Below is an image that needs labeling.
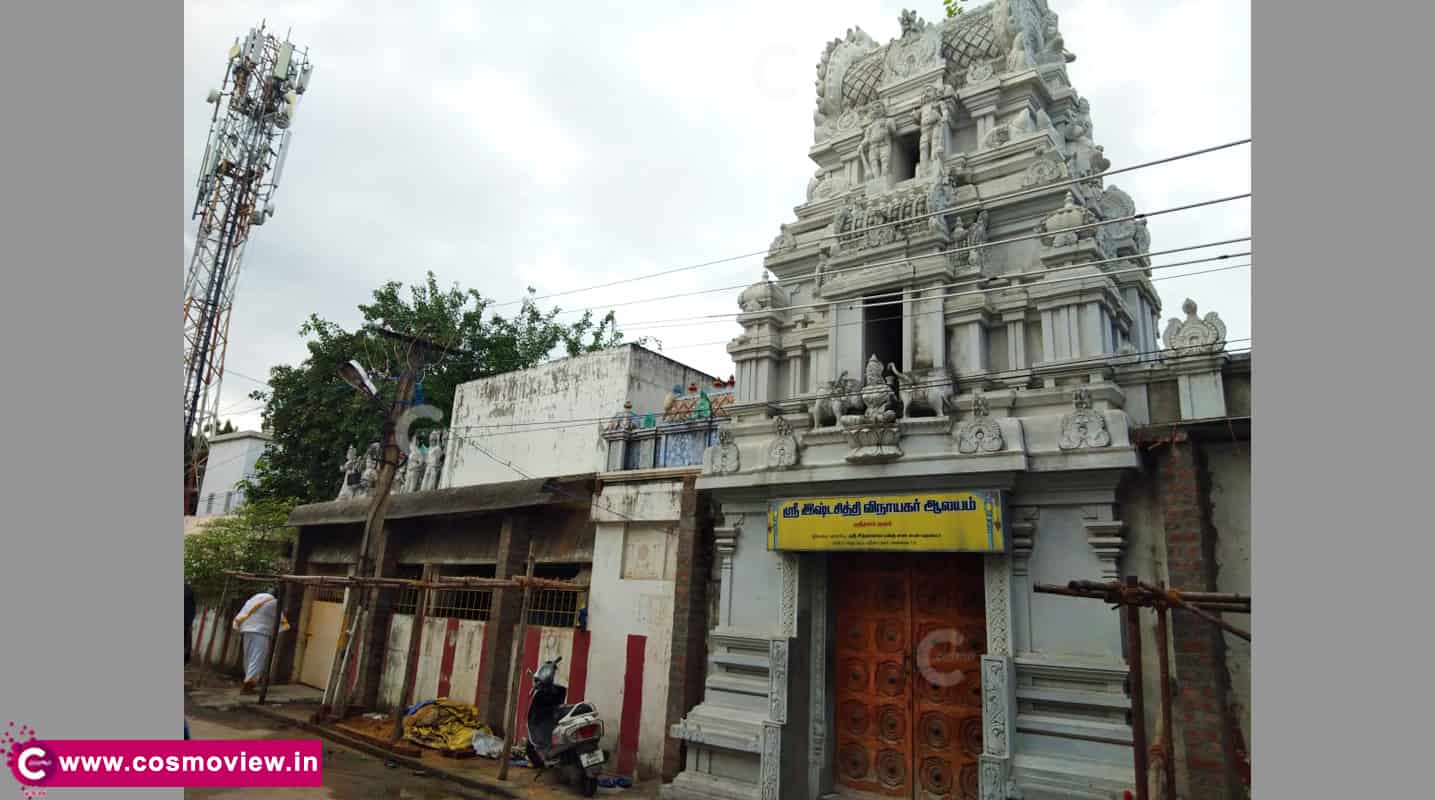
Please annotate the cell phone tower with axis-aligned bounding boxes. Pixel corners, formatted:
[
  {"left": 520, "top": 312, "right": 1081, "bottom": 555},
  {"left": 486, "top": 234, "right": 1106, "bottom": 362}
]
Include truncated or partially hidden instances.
[{"left": 183, "top": 22, "right": 313, "bottom": 452}]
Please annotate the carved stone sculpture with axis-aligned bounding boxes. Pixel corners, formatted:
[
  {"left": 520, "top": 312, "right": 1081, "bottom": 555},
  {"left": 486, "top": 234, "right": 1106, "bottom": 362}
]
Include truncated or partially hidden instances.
[
  {"left": 1038, "top": 192, "right": 1096, "bottom": 249},
  {"left": 840, "top": 355, "right": 903, "bottom": 463},
  {"left": 357, "top": 442, "right": 380, "bottom": 497},
  {"left": 1061, "top": 98, "right": 1109, "bottom": 178},
  {"left": 1038, "top": 7, "right": 1077, "bottom": 64},
  {"left": 337, "top": 445, "right": 359, "bottom": 500},
  {"left": 703, "top": 427, "right": 741, "bottom": 475},
  {"left": 1095, "top": 185, "right": 1138, "bottom": 255},
  {"left": 1058, "top": 387, "right": 1112, "bottom": 450},
  {"left": 1162, "top": 299, "right": 1227, "bottom": 356},
  {"left": 769, "top": 223, "right": 797, "bottom": 256},
  {"left": 965, "top": 209, "right": 989, "bottom": 268},
  {"left": 928, "top": 171, "right": 958, "bottom": 243},
  {"left": 887, "top": 362, "right": 954, "bottom": 419},
  {"left": 420, "top": 430, "right": 445, "bottom": 492},
  {"left": 402, "top": 436, "right": 425, "bottom": 494},
  {"left": 860, "top": 103, "right": 896, "bottom": 181},
  {"left": 916, "top": 86, "right": 952, "bottom": 173},
  {"left": 767, "top": 416, "right": 801, "bottom": 470},
  {"left": 956, "top": 391, "right": 1005, "bottom": 454}
]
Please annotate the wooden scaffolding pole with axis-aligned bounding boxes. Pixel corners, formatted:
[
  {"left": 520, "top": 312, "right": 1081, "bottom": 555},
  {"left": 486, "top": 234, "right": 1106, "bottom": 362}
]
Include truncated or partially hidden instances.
[{"left": 496, "top": 542, "right": 537, "bottom": 782}]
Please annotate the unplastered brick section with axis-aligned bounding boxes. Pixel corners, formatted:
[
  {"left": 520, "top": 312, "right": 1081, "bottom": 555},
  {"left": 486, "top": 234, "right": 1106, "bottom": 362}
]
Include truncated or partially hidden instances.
[
  {"left": 1155, "top": 437, "right": 1242, "bottom": 799},
  {"left": 662, "top": 476, "right": 708, "bottom": 780}
]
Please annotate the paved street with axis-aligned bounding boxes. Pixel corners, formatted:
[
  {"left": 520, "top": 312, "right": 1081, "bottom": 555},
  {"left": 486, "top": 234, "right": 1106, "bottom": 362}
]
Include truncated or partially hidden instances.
[
  {"left": 183, "top": 667, "right": 656, "bottom": 800},
  {"left": 185, "top": 702, "right": 486, "bottom": 800}
]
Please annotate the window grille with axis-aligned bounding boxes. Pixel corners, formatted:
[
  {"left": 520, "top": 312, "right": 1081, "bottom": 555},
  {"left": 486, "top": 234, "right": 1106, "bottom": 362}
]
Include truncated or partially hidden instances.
[
  {"left": 428, "top": 565, "right": 496, "bottom": 621},
  {"left": 429, "top": 586, "right": 493, "bottom": 621},
  {"left": 526, "top": 587, "right": 585, "bottom": 628}
]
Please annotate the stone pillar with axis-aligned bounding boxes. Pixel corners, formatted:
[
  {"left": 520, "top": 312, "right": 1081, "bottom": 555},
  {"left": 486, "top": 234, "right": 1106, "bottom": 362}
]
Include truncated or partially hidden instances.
[
  {"left": 713, "top": 513, "right": 742, "bottom": 628},
  {"left": 980, "top": 553, "right": 1017, "bottom": 799},
  {"left": 1155, "top": 435, "right": 1242, "bottom": 799},
  {"left": 1168, "top": 353, "right": 1229, "bottom": 421},
  {"left": 1008, "top": 508, "right": 1038, "bottom": 654},
  {"left": 806, "top": 554, "right": 831, "bottom": 798},
  {"left": 476, "top": 513, "right": 532, "bottom": 734}
]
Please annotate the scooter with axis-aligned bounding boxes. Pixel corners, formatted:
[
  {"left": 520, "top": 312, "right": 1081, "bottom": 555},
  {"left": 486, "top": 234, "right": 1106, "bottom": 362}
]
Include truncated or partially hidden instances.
[{"left": 523, "top": 656, "right": 607, "bottom": 797}]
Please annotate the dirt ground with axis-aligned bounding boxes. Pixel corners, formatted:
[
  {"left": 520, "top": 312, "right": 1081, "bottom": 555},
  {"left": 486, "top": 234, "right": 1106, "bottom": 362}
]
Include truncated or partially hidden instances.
[{"left": 184, "top": 666, "right": 660, "bottom": 800}]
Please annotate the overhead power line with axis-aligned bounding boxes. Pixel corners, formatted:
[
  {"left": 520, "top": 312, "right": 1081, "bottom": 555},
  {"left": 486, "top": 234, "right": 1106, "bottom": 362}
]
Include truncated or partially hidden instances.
[
  {"left": 534, "top": 191, "right": 1249, "bottom": 322},
  {"left": 616, "top": 238, "right": 1250, "bottom": 332},
  {"left": 493, "top": 137, "right": 1251, "bottom": 308},
  {"left": 444, "top": 327, "right": 1254, "bottom": 438}
]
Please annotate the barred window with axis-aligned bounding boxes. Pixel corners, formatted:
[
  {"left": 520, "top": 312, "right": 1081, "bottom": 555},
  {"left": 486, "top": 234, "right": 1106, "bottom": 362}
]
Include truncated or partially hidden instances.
[
  {"left": 429, "top": 564, "right": 496, "bottom": 621},
  {"left": 527, "top": 564, "right": 586, "bottom": 628},
  {"left": 527, "top": 587, "right": 584, "bottom": 628},
  {"left": 308, "top": 563, "right": 348, "bottom": 603},
  {"left": 391, "top": 564, "right": 425, "bottom": 615}
]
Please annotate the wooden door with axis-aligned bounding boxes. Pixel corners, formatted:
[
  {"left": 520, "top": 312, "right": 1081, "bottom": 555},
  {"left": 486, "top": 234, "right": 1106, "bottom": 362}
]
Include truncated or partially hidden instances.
[
  {"left": 833, "top": 553, "right": 986, "bottom": 800},
  {"left": 909, "top": 554, "right": 986, "bottom": 800},
  {"left": 299, "top": 598, "right": 344, "bottom": 690}
]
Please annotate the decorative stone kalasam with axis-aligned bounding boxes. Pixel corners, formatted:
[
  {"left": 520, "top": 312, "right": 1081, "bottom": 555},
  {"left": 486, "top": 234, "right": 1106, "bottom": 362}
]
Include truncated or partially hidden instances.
[{"left": 1162, "top": 298, "right": 1227, "bottom": 356}]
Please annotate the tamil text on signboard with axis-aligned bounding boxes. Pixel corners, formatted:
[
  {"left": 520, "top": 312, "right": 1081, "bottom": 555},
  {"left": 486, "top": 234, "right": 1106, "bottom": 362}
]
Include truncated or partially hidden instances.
[{"left": 766, "top": 491, "right": 1005, "bottom": 553}]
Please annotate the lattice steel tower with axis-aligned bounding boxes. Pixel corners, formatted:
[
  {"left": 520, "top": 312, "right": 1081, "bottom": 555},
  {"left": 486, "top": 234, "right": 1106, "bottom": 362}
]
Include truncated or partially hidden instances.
[{"left": 183, "top": 23, "right": 313, "bottom": 447}]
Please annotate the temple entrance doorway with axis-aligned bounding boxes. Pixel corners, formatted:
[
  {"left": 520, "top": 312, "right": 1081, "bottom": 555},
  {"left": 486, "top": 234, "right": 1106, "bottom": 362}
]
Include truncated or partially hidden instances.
[{"left": 831, "top": 552, "right": 987, "bottom": 800}]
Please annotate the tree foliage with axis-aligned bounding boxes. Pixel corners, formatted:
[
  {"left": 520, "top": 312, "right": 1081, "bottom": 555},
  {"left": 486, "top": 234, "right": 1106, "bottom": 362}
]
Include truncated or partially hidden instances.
[
  {"left": 244, "top": 273, "right": 633, "bottom": 504},
  {"left": 183, "top": 498, "right": 298, "bottom": 603},
  {"left": 943, "top": 0, "right": 965, "bottom": 17}
]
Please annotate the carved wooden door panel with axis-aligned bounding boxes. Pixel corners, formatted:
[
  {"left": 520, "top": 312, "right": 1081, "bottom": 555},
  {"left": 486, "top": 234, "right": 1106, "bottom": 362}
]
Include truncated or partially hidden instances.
[
  {"left": 834, "top": 553, "right": 914, "bottom": 798},
  {"left": 833, "top": 553, "right": 987, "bottom": 800},
  {"left": 910, "top": 554, "right": 986, "bottom": 800}
]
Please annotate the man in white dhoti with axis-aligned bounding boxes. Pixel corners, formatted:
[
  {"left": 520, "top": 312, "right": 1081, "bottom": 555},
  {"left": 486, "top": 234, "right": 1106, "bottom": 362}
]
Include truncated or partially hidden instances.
[{"left": 232, "top": 590, "right": 289, "bottom": 694}]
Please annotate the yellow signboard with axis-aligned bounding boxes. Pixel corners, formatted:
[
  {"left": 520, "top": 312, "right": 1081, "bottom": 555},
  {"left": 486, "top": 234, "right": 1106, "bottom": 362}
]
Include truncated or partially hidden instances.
[{"left": 767, "top": 491, "right": 1005, "bottom": 553}]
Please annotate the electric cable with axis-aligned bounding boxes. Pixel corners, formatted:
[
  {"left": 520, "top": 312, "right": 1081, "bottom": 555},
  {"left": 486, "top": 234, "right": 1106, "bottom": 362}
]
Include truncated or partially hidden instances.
[{"left": 492, "top": 137, "right": 1251, "bottom": 308}]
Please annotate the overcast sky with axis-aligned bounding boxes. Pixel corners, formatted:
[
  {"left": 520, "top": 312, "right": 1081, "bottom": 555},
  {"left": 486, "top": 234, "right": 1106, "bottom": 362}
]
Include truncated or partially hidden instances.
[{"left": 184, "top": 0, "right": 1251, "bottom": 433}]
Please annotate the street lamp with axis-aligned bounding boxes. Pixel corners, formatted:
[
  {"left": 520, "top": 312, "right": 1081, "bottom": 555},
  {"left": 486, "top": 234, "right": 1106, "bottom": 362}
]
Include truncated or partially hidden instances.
[{"left": 337, "top": 359, "right": 378, "bottom": 401}]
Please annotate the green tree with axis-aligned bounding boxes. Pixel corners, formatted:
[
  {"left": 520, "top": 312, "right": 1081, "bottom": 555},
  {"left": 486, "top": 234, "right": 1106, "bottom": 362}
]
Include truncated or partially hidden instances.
[
  {"left": 183, "top": 497, "right": 298, "bottom": 603},
  {"left": 943, "top": 0, "right": 965, "bottom": 17},
  {"left": 244, "top": 273, "right": 634, "bottom": 504}
]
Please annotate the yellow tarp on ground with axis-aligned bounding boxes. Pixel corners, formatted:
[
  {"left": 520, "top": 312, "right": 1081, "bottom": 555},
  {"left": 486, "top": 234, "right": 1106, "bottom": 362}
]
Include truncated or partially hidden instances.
[{"left": 402, "top": 699, "right": 492, "bottom": 752}]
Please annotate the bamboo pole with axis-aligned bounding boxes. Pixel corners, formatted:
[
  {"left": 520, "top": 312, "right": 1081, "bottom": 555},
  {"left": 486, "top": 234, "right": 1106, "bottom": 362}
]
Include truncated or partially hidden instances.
[
  {"left": 257, "top": 582, "right": 290, "bottom": 705},
  {"left": 1154, "top": 602, "right": 1177, "bottom": 800},
  {"left": 497, "top": 543, "right": 537, "bottom": 782},
  {"left": 225, "top": 570, "right": 588, "bottom": 592}
]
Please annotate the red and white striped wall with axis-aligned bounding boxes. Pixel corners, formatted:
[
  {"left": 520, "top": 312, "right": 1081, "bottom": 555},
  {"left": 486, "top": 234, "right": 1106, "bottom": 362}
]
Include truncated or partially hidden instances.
[{"left": 190, "top": 604, "right": 243, "bottom": 672}]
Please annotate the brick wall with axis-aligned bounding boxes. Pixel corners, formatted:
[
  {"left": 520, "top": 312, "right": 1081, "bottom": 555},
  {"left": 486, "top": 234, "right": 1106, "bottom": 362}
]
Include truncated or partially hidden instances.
[
  {"left": 1152, "top": 432, "right": 1243, "bottom": 799},
  {"left": 661, "top": 477, "right": 709, "bottom": 780}
]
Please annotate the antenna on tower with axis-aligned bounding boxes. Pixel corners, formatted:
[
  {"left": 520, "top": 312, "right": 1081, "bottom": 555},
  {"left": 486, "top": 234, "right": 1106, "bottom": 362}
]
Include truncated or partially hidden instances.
[{"left": 182, "top": 23, "right": 315, "bottom": 511}]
